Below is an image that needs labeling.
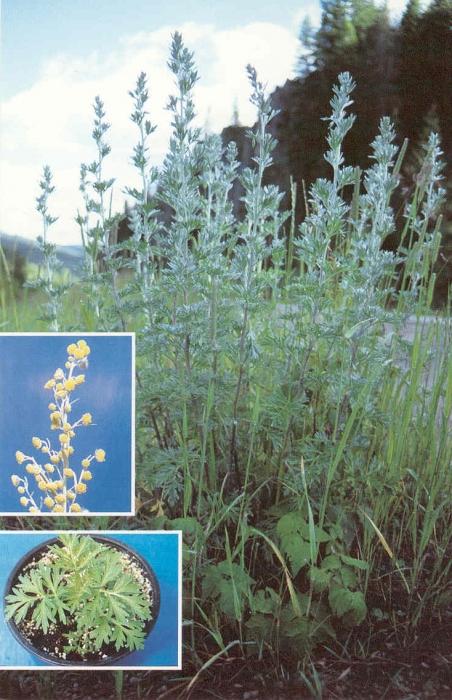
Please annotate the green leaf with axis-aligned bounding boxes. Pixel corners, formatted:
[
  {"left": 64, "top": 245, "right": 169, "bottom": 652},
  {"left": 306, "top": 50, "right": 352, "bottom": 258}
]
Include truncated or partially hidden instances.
[
  {"left": 328, "top": 586, "right": 367, "bottom": 625},
  {"left": 339, "top": 566, "right": 358, "bottom": 588},
  {"left": 202, "top": 561, "right": 254, "bottom": 620},
  {"left": 309, "top": 566, "right": 331, "bottom": 592},
  {"left": 251, "top": 587, "right": 281, "bottom": 615},
  {"left": 321, "top": 554, "right": 342, "bottom": 570},
  {"left": 339, "top": 554, "right": 368, "bottom": 570},
  {"left": 276, "top": 513, "right": 312, "bottom": 575}
]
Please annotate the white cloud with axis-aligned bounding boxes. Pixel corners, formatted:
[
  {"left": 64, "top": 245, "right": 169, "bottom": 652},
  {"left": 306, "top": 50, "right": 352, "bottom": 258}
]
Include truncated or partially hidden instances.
[{"left": 0, "top": 21, "right": 298, "bottom": 244}]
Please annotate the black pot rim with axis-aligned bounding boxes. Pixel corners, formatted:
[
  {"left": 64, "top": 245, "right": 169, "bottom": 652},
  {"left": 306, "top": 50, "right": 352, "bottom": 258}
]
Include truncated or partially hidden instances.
[{"left": 3, "top": 534, "right": 161, "bottom": 666}]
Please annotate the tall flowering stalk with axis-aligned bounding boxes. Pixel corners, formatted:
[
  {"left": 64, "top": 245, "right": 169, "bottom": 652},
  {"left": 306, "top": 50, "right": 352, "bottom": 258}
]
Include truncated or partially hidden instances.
[
  {"left": 76, "top": 98, "right": 123, "bottom": 327},
  {"left": 125, "top": 71, "right": 159, "bottom": 316},
  {"left": 35, "top": 165, "right": 64, "bottom": 331},
  {"left": 11, "top": 339, "right": 106, "bottom": 514}
]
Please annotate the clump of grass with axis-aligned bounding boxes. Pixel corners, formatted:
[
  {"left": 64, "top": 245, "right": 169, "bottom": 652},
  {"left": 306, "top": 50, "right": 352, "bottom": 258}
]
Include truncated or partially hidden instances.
[{"left": 4, "top": 31, "right": 451, "bottom": 682}]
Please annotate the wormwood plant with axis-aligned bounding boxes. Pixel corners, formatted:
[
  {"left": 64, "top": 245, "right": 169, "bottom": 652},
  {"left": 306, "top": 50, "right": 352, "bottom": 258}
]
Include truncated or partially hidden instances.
[
  {"left": 31, "top": 166, "right": 68, "bottom": 331},
  {"left": 10, "top": 339, "right": 106, "bottom": 514},
  {"left": 5, "top": 534, "right": 152, "bottom": 657},
  {"left": 76, "top": 97, "right": 124, "bottom": 329},
  {"left": 24, "top": 32, "right": 450, "bottom": 670}
]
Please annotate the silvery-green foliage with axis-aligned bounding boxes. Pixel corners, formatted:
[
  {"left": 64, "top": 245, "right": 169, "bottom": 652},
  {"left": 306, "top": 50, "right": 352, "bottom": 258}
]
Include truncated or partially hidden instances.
[
  {"left": 227, "top": 65, "right": 288, "bottom": 478},
  {"left": 131, "top": 55, "right": 445, "bottom": 509},
  {"left": 124, "top": 71, "right": 159, "bottom": 308},
  {"left": 33, "top": 36, "right": 444, "bottom": 518},
  {"left": 136, "top": 32, "right": 210, "bottom": 499},
  {"left": 401, "top": 132, "right": 445, "bottom": 297},
  {"left": 76, "top": 96, "right": 121, "bottom": 326},
  {"left": 32, "top": 165, "right": 65, "bottom": 331}
]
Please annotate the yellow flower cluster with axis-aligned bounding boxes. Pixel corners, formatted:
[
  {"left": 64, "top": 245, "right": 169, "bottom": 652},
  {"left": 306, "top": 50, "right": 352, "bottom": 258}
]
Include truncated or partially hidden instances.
[
  {"left": 11, "top": 339, "right": 106, "bottom": 515},
  {"left": 67, "top": 339, "right": 90, "bottom": 361}
]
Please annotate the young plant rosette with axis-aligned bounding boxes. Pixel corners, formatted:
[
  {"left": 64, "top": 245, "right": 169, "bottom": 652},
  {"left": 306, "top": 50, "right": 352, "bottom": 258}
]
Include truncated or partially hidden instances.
[
  {"left": 4, "top": 534, "right": 160, "bottom": 665},
  {"left": 10, "top": 339, "right": 106, "bottom": 514}
]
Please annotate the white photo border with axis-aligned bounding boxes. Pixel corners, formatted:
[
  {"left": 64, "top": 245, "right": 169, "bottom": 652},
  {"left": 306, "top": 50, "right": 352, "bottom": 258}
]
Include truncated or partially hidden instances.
[
  {"left": 0, "top": 332, "right": 136, "bottom": 517},
  {"left": 0, "top": 529, "right": 182, "bottom": 670}
]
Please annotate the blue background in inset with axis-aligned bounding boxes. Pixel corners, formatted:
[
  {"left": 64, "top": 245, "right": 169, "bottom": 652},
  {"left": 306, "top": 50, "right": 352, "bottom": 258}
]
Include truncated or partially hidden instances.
[
  {"left": 0, "top": 532, "right": 180, "bottom": 667},
  {"left": 0, "top": 335, "right": 133, "bottom": 513}
]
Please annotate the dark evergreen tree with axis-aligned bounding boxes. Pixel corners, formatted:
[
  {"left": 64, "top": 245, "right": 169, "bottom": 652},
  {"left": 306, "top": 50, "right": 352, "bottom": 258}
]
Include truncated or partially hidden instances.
[{"left": 315, "top": 0, "right": 358, "bottom": 70}]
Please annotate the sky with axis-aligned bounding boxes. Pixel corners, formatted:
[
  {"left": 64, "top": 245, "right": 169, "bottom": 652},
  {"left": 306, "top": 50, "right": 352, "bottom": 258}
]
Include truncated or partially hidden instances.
[{"left": 0, "top": 0, "right": 412, "bottom": 245}]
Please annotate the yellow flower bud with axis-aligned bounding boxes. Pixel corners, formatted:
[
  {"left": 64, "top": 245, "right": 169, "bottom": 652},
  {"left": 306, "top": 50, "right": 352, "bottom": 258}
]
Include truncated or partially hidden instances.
[
  {"left": 55, "top": 390, "right": 67, "bottom": 399},
  {"left": 68, "top": 446, "right": 74, "bottom": 455},
  {"left": 53, "top": 504, "right": 64, "bottom": 513},
  {"left": 70, "top": 503, "right": 82, "bottom": 513},
  {"left": 32, "top": 437, "right": 42, "bottom": 449},
  {"left": 64, "top": 378, "right": 76, "bottom": 392},
  {"left": 63, "top": 468, "right": 74, "bottom": 477},
  {"left": 73, "top": 347, "right": 84, "bottom": 359},
  {"left": 94, "top": 449, "right": 106, "bottom": 463},
  {"left": 50, "top": 454, "right": 60, "bottom": 464},
  {"left": 44, "top": 496, "right": 54, "bottom": 509},
  {"left": 63, "top": 422, "right": 72, "bottom": 432},
  {"left": 75, "top": 483, "right": 87, "bottom": 494},
  {"left": 74, "top": 374, "right": 85, "bottom": 385},
  {"left": 64, "top": 403, "right": 72, "bottom": 413},
  {"left": 81, "top": 458, "right": 90, "bottom": 468},
  {"left": 26, "top": 464, "right": 39, "bottom": 474},
  {"left": 38, "top": 481, "right": 48, "bottom": 491},
  {"left": 11, "top": 475, "right": 20, "bottom": 487},
  {"left": 19, "top": 496, "right": 28, "bottom": 507},
  {"left": 48, "top": 403, "right": 57, "bottom": 411},
  {"left": 45, "top": 464, "right": 55, "bottom": 473},
  {"left": 54, "top": 368, "right": 64, "bottom": 380},
  {"left": 81, "top": 413, "right": 92, "bottom": 426},
  {"left": 15, "top": 451, "right": 26, "bottom": 464},
  {"left": 59, "top": 433, "right": 70, "bottom": 444},
  {"left": 55, "top": 494, "right": 66, "bottom": 504},
  {"left": 67, "top": 343, "right": 77, "bottom": 355},
  {"left": 41, "top": 445, "right": 50, "bottom": 453},
  {"left": 18, "top": 486, "right": 25, "bottom": 494},
  {"left": 65, "top": 361, "right": 71, "bottom": 369},
  {"left": 44, "top": 379, "right": 55, "bottom": 389},
  {"left": 81, "top": 470, "right": 92, "bottom": 481},
  {"left": 29, "top": 506, "right": 39, "bottom": 514},
  {"left": 67, "top": 491, "right": 76, "bottom": 501}
]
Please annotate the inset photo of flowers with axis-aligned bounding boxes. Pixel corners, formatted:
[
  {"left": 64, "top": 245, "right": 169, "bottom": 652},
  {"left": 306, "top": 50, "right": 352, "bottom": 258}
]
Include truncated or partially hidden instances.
[
  {"left": 0, "top": 333, "right": 135, "bottom": 515},
  {"left": 0, "top": 530, "right": 181, "bottom": 669}
]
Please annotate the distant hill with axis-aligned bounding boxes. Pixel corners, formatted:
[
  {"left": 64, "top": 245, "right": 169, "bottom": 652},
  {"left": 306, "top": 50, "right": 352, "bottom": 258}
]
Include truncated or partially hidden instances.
[{"left": 0, "top": 232, "right": 83, "bottom": 273}]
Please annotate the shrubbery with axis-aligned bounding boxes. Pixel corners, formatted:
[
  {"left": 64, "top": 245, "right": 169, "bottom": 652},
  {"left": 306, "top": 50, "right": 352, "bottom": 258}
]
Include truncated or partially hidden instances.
[{"left": 4, "top": 32, "right": 451, "bottom": 680}]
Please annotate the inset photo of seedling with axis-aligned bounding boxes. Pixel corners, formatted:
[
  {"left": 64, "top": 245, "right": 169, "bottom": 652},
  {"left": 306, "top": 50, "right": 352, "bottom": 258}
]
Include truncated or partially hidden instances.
[
  {"left": 0, "top": 530, "right": 181, "bottom": 669},
  {"left": 0, "top": 333, "right": 135, "bottom": 515}
]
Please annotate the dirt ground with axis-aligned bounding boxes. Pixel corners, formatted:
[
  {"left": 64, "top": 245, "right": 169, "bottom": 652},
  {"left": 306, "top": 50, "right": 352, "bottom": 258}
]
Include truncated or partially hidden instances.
[{"left": 0, "top": 630, "right": 450, "bottom": 700}]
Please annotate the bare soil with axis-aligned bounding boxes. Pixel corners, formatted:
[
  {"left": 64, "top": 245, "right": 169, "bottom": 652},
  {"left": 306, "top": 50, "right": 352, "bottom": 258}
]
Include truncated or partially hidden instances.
[{"left": 0, "top": 624, "right": 451, "bottom": 700}]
